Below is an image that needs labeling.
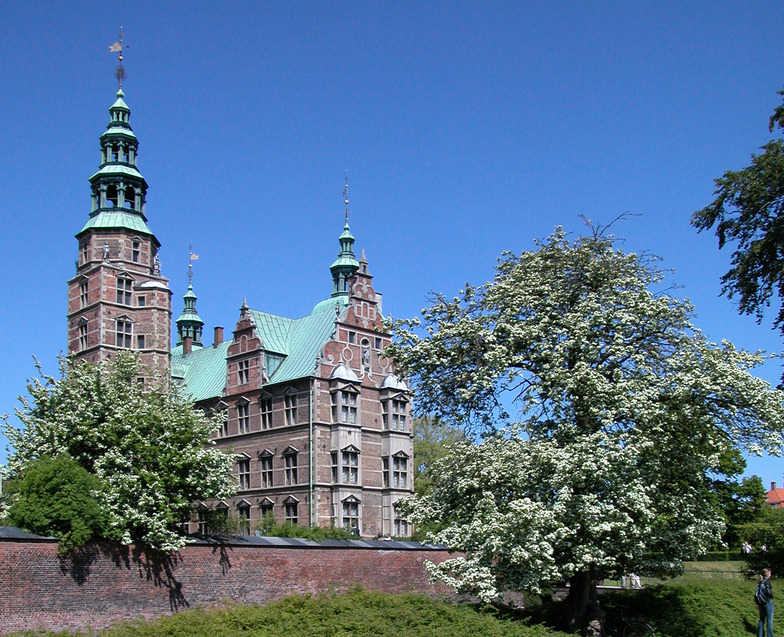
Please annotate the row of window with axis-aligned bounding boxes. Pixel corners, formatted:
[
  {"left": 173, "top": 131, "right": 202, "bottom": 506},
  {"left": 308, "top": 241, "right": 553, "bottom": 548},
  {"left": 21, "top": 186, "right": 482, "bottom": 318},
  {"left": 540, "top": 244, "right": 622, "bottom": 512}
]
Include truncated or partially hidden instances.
[
  {"left": 76, "top": 319, "right": 146, "bottom": 352},
  {"left": 219, "top": 392, "right": 408, "bottom": 436},
  {"left": 199, "top": 500, "right": 409, "bottom": 536},
  {"left": 235, "top": 450, "right": 409, "bottom": 490},
  {"left": 79, "top": 240, "right": 142, "bottom": 268}
]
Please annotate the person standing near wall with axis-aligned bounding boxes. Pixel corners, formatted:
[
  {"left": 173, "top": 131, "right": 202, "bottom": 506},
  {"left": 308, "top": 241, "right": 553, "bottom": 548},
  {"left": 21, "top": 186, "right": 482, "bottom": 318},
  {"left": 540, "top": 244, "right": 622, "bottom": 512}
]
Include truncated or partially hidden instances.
[{"left": 756, "top": 568, "right": 774, "bottom": 637}]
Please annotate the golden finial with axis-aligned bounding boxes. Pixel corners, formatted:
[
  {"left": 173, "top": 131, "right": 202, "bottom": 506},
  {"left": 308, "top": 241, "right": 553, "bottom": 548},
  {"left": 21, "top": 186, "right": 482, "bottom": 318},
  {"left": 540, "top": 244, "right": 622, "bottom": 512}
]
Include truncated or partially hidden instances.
[{"left": 109, "top": 27, "right": 127, "bottom": 90}]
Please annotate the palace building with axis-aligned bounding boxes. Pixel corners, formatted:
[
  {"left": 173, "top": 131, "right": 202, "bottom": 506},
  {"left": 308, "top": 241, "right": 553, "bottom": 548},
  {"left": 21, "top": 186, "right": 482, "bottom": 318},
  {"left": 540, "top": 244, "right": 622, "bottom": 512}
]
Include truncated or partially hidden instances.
[{"left": 67, "top": 81, "right": 414, "bottom": 538}]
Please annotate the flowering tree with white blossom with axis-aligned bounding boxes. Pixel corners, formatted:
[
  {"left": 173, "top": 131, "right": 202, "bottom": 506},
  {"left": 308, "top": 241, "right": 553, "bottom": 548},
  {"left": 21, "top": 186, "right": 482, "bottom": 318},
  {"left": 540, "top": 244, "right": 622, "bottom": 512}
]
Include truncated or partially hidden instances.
[
  {"left": 2, "top": 352, "right": 236, "bottom": 551},
  {"left": 389, "top": 225, "right": 784, "bottom": 633}
]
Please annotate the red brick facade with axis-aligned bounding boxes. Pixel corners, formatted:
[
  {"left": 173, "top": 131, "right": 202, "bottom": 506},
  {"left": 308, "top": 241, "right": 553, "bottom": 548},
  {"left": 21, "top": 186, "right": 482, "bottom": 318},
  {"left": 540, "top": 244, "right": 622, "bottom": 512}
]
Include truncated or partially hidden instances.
[{"left": 0, "top": 538, "right": 452, "bottom": 635}]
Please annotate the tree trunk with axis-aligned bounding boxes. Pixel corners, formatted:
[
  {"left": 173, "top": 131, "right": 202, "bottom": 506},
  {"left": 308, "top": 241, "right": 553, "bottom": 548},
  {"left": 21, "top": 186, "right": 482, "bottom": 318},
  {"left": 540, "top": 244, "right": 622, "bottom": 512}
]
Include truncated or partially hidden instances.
[{"left": 565, "top": 569, "right": 605, "bottom": 636}]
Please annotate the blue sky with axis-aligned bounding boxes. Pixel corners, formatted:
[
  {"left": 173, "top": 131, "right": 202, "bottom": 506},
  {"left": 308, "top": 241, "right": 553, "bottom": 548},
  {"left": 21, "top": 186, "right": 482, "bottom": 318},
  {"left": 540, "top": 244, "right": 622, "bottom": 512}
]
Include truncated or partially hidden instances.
[{"left": 2, "top": 1, "right": 784, "bottom": 486}]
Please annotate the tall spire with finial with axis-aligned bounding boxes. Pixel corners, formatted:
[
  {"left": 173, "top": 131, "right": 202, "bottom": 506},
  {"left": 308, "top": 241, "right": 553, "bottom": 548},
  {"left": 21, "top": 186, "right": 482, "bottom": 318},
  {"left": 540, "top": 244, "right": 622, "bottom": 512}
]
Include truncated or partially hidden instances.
[
  {"left": 176, "top": 244, "right": 204, "bottom": 347},
  {"left": 330, "top": 173, "right": 360, "bottom": 298}
]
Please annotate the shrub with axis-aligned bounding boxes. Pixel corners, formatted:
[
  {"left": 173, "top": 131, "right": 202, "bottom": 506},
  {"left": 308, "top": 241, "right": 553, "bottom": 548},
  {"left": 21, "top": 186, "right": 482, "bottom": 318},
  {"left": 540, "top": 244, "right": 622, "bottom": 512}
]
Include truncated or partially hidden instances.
[{"left": 5, "top": 454, "right": 107, "bottom": 552}]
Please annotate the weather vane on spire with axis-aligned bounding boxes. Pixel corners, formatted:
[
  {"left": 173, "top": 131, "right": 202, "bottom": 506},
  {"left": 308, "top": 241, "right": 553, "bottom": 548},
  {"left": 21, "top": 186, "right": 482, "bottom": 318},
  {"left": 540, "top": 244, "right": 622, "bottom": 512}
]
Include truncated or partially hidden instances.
[
  {"left": 343, "top": 171, "right": 350, "bottom": 225},
  {"left": 187, "top": 243, "right": 199, "bottom": 285},
  {"left": 109, "top": 27, "right": 127, "bottom": 90}
]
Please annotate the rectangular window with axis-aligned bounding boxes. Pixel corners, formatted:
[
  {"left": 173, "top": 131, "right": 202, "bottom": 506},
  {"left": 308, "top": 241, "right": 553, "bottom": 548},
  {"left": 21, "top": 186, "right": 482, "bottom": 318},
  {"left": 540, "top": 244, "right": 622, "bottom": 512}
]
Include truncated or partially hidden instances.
[
  {"left": 219, "top": 411, "right": 229, "bottom": 438},
  {"left": 383, "top": 399, "right": 407, "bottom": 431},
  {"left": 238, "top": 458, "right": 251, "bottom": 490},
  {"left": 237, "top": 403, "right": 250, "bottom": 433},
  {"left": 132, "top": 241, "right": 140, "bottom": 263},
  {"left": 116, "top": 278, "right": 132, "bottom": 305},
  {"left": 238, "top": 503, "right": 251, "bottom": 535},
  {"left": 394, "top": 516, "right": 409, "bottom": 537},
  {"left": 284, "top": 394, "right": 297, "bottom": 425},
  {"left": 342, "top": 450, "right": 359, "bottom": 485},
  {"left": 284, "top": 451, "right": 298, "bottom": 485},
  {"left": 382, "top": 458, "right": 389, "bottom": 488},
  {"left": 197, "top": 509, "right": 208, "bottom": 535},
  {"left": 331, "top": 451, "right": 338, "bottom": 483},
  {"left": 393, "top": 456, "right": 408, "bottom": 489},
  {"left": 261, "top": 455, "right": 273, "bottom": 488},
  {"left": 116, "top": 319, "right": 132, "bottom": 348},
  {"left": 81, "top": 242, "right": 88, "bottom": 264},
  {"left": 137, "top": 296, "right": 146, "bottom": 307},
  {"left": 348, "top": 331, "right": 356, "bottom": 344},
  {"left": 260, "top": 397, "right": 273, "bottom": 429},
  {"left": 284, "top": 502, "right": 298, "bottom": 525},
  {"left": 136, "top": 334, "right": 145, "bottom": 349},
  {"left": 78, "top": 323, "right": 88, "bottom": 351},
  {"left": 342, "top": 393, "right": 357, "bottom": 424},
  {"left": 79, "top": 281, "right": 88, "bottom": 308},
  {"left": 342, "top": 501, "right": 359, "bottom": 531},
  {"left": 375, "top": 337, "right": 382, "bottom": 350},
  {"left": 260, "top": 501, "right": 273, "bottom": 517},
  {"left": 237, "top": 359, "right": 250, "bottom": 385}
]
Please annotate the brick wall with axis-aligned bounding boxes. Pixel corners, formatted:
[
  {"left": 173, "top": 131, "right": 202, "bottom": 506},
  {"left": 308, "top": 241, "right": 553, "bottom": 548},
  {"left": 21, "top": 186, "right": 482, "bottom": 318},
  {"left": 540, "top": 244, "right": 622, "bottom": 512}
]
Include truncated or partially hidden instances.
[{"left": 0, "top": 536, "right": 453, "bottom": 635}]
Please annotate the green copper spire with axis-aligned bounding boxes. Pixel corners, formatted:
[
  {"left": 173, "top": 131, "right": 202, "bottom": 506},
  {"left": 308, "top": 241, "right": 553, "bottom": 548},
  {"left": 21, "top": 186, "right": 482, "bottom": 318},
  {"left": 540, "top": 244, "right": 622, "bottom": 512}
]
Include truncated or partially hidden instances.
[
  {"left": 176, "top": 284, "right": 205, "bottom": 346},
  {"left": 330, "top": 177, "right": 359, "bottom": 297},
  {"left": 78, "top": 50, "right": 153, "bottom": 238}
]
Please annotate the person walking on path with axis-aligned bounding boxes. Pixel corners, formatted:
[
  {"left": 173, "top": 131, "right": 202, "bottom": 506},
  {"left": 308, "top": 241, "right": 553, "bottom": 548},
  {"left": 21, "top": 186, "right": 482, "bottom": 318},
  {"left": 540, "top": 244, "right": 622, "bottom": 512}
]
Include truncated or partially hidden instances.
[{"left": 757, "top": 568, "right": 774, "bottom": 637}]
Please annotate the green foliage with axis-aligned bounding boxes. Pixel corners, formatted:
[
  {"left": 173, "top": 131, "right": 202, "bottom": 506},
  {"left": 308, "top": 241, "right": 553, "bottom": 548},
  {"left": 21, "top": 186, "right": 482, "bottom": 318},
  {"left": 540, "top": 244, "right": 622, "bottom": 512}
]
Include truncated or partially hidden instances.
[
  {"left": 4, "top": 454, "right": 107, "bottom": 552},
  {"left": 11, "top": 581, "right": 782, "bottom": 637},
  {"left": 2, "top": 353, "right": 237, "bottom": 551},
  {"left": 18, "top": 589, "right": 571, "bottom": 637},
  {"left": 390, "top": 225, "right": 784, "bottom": 631},
  {"left": 413, "top": 415, "right": 467, "bottom": 496},
  {"left": 254, "top": 512, "right": 354, "bottom": 540},
  {"left": 692, "top": 86, "right": 784, "bottom": 380}
]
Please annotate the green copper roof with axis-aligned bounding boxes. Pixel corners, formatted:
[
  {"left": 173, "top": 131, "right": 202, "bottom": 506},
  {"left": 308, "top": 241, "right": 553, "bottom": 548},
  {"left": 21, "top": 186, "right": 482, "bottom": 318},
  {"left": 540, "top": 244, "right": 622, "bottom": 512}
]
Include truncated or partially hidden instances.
[
  {"left": 171, "top": 296, "right": 350, "bottom": 402},
  {"left": 101, "top": 126, "right": 137, "bottom": 140},
  {"left": 78, "top": 211, "right": 153, "bottom": 236},
  {"left": 172, "top": 341, "right": 231, "bottom": 401},
  {"left": 89, "top": 164, "right": 145, "bottom": 181},
  {"left": 110, "top": 92, "right": 130, "bottom": 111}
]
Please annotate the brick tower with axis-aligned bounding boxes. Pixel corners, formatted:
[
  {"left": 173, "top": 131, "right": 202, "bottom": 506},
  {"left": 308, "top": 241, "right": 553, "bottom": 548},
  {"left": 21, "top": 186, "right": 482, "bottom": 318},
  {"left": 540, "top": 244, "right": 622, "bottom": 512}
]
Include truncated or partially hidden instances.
[{"left": 66, "top": 74, "right": 171, "bottom": 377}]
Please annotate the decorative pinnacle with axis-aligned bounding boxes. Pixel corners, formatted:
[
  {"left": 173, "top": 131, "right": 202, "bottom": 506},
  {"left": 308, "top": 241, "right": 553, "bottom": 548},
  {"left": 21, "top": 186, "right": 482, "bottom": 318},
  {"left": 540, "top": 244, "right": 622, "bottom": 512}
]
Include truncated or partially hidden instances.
[
  {"left": 187, "top": 243, "right": 199, "bottom": 284},
  {"left": 343, "top": 171, "right": 350, "bottom": 225},
  {"left": 109, "top": 27, "right": 127, "bottom": 90}
]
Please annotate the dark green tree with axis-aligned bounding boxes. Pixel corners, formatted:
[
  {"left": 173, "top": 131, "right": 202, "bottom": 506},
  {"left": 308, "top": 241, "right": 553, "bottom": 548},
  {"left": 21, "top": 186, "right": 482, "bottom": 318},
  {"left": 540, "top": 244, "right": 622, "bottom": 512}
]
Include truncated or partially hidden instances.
[
  {"left": 4, "top": 454, "right": 108, "bottom": 552},
  {"left": 692, "top": 86, "right": 784, "bottom": 381}
]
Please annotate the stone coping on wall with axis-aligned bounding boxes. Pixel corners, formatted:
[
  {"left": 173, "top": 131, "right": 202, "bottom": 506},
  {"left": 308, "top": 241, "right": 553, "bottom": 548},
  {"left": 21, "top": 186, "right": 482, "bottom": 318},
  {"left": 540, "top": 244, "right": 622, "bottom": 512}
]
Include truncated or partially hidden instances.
[{"left": 0, "top": 526, "right": 447, "bottom": 551}]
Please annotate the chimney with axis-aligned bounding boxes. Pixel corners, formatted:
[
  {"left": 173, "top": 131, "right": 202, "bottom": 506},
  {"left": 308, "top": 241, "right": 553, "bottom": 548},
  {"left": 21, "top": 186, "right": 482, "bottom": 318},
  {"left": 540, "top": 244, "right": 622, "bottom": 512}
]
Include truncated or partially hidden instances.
[
  {"left": 183, "top": 336, "right": 192, "bottom": 355},
  {"left": 773, "top": 482, "right": 778, "bottom": 491},
  {"left": 214, "top": 326, "right": 224, "bottom": 347}
]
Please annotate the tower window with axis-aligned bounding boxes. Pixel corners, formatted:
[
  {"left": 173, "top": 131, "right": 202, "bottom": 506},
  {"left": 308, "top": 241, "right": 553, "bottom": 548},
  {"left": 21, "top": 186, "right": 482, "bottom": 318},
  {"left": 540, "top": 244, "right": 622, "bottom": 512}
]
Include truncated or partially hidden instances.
[
  {"left": 237, "top": 359, "right": 250, "bottom": 385},
  {"left": 116, "top": 319, "right": 132, "bottom": 348},
  {"left": 78, "top": 322, "right": 88, "bottom": 351},
  {"left": 132, "top": 241, "right": 140, "bottom": 262},
  {"left": 79, "top": 280, "right": 88, "bottom": 308},
  {"left": 136, "top": 335, "right": 145, "bottom": 350},
  {"left": 116, "top": 278, "right": 132, "bottom": 305},
  {"left": 382, "top": 398, "right": 407, "bottom": 431}
]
